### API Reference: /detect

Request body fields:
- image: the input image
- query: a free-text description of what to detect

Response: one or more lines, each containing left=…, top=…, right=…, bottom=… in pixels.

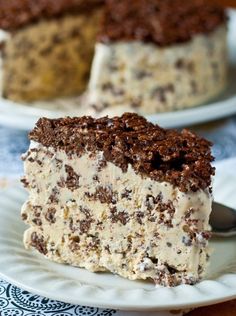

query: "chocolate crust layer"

left=99, top=0, right=226, bottom=46
left=0, top=0, right=104, bottom=31
left=29, top=113, right=215, bottom=192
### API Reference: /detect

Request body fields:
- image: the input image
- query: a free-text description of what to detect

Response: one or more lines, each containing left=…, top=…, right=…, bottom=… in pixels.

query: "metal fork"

left=210, top=202, right=236, bottom=237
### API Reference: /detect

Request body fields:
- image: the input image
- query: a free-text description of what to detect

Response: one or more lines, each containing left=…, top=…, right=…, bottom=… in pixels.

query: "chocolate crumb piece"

left=21, top=213, right=28, bottom=221
left=93, top=175, right=99, bottom=182
left=98, top=0, right=226, bottom=46
left=87, top=236, right=100, bottom=250
left=102, top=82, right=113, bottom=91
left=71, top=236, right=80, bottom=243
left=166, top=264, right=178, bottom=275
left=45, top=208, right=57, bottom=224
left=91, top=102, right=109, bottom=113
left=145, top=193, right=163, bottom=211
left=32, top=205, right=42, bottom=213
left=28, top=157, right=35, bottom=163
left=166, top=242, right=172, bottom=247
left=101, top=83, right=125, bottom=97
left=21, top=177, right=29, bottom=188
left=136, top=211, right=144, bottom=225
left=198, top=265, right=203, bottom=274
left=79, top=219, right=93, bottom=234
left=151, top=84, right=175, bottom=103
left=149, top=257, right=158, bottom=265
left=48, top=187, right=59, bottom=203
left=121, top=189, right=132, bottom=200
left=135, top=70, right=152, bottom=80
left=104, top=245, right=111, bottom=254
left=97, top=156, right=107, bottom=171
left=69, top=235, right=81, bottom=251
left=32, top=206, right=42, bottom=219
left=110, top=207, right=129, bottom=225
left=31, top=232, right=47, bottom=255
left=183, top=277, right=196, bottom=285
left=55, top=158, right=63, bottom=168
left=79, top=205, right=91, bottom=218
left=29, top=113, right=215, bottom=192
left=65, top=165, right=80, bottom=191
left=195, top=231, right=211, bottom=246
left=175, top=59, right=185, bottom=69
left=184, top=208, right=195, bottom=219
left=36, top=160, right=43, bottom=166
left=86, top=186, right=117, bottom=204
left=32, top=218, right=42, bottom=226
left=130, top=98, right=142, bottom=108
left=69, top=217, right=94, bottom=234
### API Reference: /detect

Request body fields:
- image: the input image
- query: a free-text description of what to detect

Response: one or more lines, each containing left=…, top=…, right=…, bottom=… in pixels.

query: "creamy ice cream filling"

left=22, top=142, right=212, bottom=286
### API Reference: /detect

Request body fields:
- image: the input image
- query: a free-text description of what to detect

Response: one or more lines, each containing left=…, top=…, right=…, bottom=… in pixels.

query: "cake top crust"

left=99, top=0, right=226, bottom=46
left=29, top=113, right=214, bottom=192
left=0, top=0, right=103, bottom=31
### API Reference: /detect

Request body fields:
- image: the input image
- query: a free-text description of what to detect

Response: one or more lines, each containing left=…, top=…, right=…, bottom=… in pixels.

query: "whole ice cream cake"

left=88, top=0, right=227, bottom=115
left=21, top=113, right=215, bottom=286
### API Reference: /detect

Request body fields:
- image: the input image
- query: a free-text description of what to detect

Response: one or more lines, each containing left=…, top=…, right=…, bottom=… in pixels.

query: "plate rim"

left=0, top=270, right=235, bottom=311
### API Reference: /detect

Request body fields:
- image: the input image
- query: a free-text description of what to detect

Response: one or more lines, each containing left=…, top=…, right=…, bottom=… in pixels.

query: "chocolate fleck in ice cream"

left=21, top=113, right=215, bottom=287
left=88, top=0, right=227, bottom=115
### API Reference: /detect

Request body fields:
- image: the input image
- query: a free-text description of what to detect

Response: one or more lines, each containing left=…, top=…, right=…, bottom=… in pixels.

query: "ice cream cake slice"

left=21, top=113, right=215, bottom=286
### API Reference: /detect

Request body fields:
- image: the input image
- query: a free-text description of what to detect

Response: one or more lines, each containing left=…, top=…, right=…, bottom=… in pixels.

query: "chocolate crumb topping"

left=0, top=0, right=104, bottom=31
left=29, top=113, right=215, bottom=192
left=31, top=232, right=47, bottom=255
left=99, top=0, right=226, bottom=46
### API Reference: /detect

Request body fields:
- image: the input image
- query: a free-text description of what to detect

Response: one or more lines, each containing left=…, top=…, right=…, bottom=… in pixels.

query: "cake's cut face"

left=0, top=1, right=103, bottom=102
left=88, top=0, right=227, bottom=115
left=21, top=113, right=215, bottom=287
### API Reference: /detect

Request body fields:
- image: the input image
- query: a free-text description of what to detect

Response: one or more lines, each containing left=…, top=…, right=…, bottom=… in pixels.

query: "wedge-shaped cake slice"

left=21, top=113, right=215, bottom=286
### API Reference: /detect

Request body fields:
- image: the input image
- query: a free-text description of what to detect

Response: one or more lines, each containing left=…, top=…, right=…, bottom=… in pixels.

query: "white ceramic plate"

left=0, top=159, right=236, bottom=311
left=0, top=10, right=236, bottom=131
